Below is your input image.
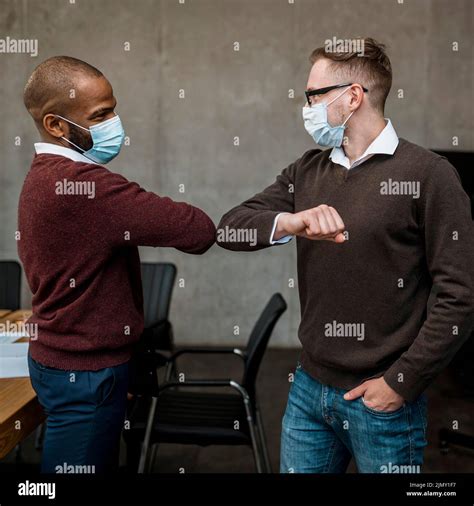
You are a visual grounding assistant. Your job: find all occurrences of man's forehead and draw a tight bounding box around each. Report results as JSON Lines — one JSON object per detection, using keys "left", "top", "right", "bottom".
{"left": 70, "top": 75, "right": 115, "bottom": 110}
{"left": 306, "top": 59, "right": 336, "bottom": 90}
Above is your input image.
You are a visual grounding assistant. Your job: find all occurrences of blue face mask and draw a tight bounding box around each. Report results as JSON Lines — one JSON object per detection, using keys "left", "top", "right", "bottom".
{"left": 302, "top": 87, "right": 354, "bottom": 148}
{"left": 55, "top": 114, "right": 125, "bottom": 164}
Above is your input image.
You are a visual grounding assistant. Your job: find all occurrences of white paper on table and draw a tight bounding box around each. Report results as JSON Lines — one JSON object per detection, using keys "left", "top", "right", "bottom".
{"left": 0, "top": 343, "right": 29, "bottom": 378}
{"left": 0, "top": 333, "right": 25, "bottom": 343}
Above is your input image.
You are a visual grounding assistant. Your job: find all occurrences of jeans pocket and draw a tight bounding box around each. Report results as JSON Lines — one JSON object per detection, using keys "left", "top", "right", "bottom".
{"left": 361, "top": 396, "right": 406, "bottom": 416}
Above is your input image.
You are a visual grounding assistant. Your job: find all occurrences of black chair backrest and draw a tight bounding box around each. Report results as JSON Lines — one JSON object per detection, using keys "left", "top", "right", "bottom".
{"left": 140, "top": 263, "right": 177, "bottom": 328}
{"left": 432, "top": 150, "right": 474, "bottom": 218}
{"left": 243, "top": 293, "right": 287, "bottom": 400}
{"left": 431, "top": 151, "right": 474, "bottom": 390}
{"left": 451, "top": 333, "right": 474, "bottom": 395}
{"left": 129, "top": 263, "right": 177, "bottom": 396}
{"left": 0, "top": 261, "right": 21, "bottom": 310}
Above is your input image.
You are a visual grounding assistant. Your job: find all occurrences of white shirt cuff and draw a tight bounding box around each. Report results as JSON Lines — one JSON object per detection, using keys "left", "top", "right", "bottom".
{"left": 270, "top": 213, "right": 293, "bottom": 245}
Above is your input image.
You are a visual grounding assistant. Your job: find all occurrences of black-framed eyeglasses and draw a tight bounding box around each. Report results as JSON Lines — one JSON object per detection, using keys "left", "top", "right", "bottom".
{"left": 305, "top": 83, "right": 368, "bottom": 106}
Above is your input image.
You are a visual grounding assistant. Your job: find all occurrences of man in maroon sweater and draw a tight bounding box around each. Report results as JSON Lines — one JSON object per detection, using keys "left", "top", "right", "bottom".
{"left": 18, "top": 56, "right": 215, "bottom": 473}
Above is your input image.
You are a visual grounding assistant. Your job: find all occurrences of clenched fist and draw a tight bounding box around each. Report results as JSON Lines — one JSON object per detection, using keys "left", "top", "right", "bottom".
{"left": 274, "top": 205, "right": 345, "bottom": 242}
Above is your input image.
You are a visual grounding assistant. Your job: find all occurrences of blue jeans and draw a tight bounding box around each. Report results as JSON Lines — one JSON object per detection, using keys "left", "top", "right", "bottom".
{"left": 280, "top": 363, "right": 428, "bottom": 473}
{"left": 28, "top": 353, "right": 129, "bottom": 473}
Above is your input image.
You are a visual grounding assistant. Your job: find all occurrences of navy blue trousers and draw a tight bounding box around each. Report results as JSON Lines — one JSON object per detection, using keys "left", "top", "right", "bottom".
{"left": 28, "top": 352, "right": 129, "bottom": 474}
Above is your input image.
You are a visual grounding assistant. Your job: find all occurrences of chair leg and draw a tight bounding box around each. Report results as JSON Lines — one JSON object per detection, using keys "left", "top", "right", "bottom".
{"left": 15, "top": 444, "right": 23, "bottom": 464}
{"left": 243, "top": 400, "right": 264, "bottom": 473}
{"left": 255, "top": 408, "right": 272, "bottom": 473}
{"left": 146, "top": 443, "right": 159, "bottom": 473}
{"left": 138, "top": 396, "right": 158, "bottom": 473}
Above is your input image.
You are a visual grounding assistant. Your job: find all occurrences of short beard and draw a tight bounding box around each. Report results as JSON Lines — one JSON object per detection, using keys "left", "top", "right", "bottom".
{"left": 64, "top": 123, "right": 93, "bottom": 153}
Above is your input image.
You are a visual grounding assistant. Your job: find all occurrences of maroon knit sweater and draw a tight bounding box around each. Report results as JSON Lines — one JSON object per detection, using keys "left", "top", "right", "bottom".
{"left": 18, "top": 153, "right": 216, "bottom": 370}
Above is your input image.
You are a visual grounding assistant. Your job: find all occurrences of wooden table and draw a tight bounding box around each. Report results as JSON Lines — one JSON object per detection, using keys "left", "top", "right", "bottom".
{"left": 0, "top": 309, "right": 32, "bottom": 324}
{"left": 0, "top": 309, "right": 45, "bottom": 459}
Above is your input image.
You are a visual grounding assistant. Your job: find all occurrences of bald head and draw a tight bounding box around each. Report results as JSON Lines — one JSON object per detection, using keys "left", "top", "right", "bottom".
{"left": 23, "top": 56, "right": 104, "bottom": 124}
{"left": 23, "top": 56, "right": 118, "bottom": 150}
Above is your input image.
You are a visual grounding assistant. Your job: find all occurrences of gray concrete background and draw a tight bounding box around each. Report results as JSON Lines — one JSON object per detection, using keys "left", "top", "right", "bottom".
{"left": 0, "top": 0, "right": 472, "bottom": 348}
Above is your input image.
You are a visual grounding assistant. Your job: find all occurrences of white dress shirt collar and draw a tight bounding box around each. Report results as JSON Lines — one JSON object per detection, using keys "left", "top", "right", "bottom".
{"left": 329, "top": 119, "right": 399, "bottom": 170}
{"left": 34, "top": 142, "right": 99, "bottom": 165}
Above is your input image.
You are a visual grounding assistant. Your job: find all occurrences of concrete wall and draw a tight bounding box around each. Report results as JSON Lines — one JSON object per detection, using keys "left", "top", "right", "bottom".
{"left": 0, "top": 0, "right": 472, "bottom": 347}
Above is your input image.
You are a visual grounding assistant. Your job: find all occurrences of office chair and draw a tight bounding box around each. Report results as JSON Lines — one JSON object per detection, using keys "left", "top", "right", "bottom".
{"left": 431, "top": 150, "right": 474, "bottom": 454}
{"left": 125, "top": 293, "right": 287, "bottom": 474}
{"left": 439, "top": 332, "right": 474, "bottom": 453}
{"left": 0, "top": 260, "right": 23, "bottom": 461}
{"left": 141, "top": 262, "right": 177, "bottom": 350}
{"left": 128, "top": 262, "right": 177, "bottom": 396}
{"left": 432, "top": 150, "right": 474, "bottom": 218}
{"left": 0, "top": 260, "right": 22, "bottom": 310}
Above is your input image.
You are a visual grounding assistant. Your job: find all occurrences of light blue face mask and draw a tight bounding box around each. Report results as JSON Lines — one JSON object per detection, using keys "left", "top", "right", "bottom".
{"left": 302, "top": 87, "right": 354, "bottom": 148}
{"left": 55, "top": 114, "right": 125, "bottom": 164}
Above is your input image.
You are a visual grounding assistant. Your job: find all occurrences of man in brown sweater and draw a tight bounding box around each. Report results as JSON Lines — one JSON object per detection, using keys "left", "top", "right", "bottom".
{"left": 217, "top": 38, "right": 473, "bottom": 473}
{"left": 19, "top": 56, "right": 215, "bottom": 473}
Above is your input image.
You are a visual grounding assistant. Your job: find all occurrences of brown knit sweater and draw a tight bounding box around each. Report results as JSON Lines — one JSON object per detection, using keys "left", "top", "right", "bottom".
{"left": 217, "top": 138, "right": 474, "bottom": 402}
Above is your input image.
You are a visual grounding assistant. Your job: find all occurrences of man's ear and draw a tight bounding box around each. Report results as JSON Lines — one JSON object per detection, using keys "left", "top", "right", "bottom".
{"left": 43, "top": 113, "right": 67, "bottom": 139}
{"left": 349, "top": 85, "right": 364, "bottom": 110}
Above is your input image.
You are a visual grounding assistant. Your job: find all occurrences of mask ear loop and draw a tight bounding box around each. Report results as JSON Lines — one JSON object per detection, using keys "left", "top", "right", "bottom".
{"left": 326, "top": 86, "right": 351, "bottom": 107}
{"left": 58, "top": 135, "right": 99, "bottom": 164}
{"left": 54, "top": 114, "right": 90, "bottom": 132}
{"left": 53, "top": 114, "right": 98, "bottom": 163}
{"left": 53, "top": 114, "right": 90, "bottom": 152}
{"left": 60, "top": 135, "right": 87, "bottom": 153}
{"left": 342, "top": 110, "right": 355, "bottom": 126}
{"left": 326, "top": 87, "right": 356, "bottom": 126}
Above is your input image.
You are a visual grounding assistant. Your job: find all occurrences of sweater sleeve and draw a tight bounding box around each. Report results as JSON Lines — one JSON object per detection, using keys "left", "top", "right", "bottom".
{"left": 383, "top": 157, "right": 474, "bottom": 402}
{"left": 91, "top": 167, "right": 216, "bottom": 254}
{"left": 216, "top": 156, "right": 302, "bottom": 251}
